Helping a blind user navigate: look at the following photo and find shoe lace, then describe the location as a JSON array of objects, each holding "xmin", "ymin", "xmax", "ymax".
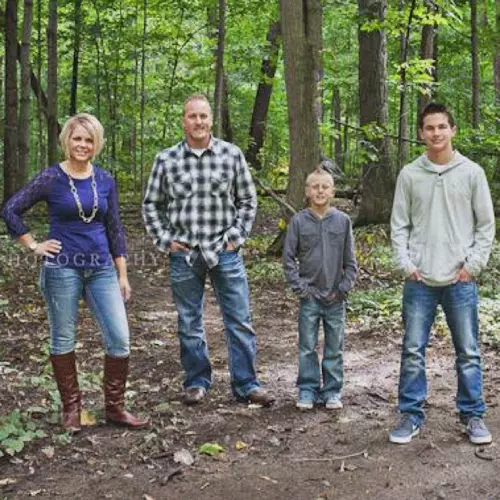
[
  {"xmin": 398, "ymin": 414, "xmax": 414, "ymax": 430},
  {"xmin": 468, "ymin": 417, "xmax": 485, "ymax": 433}
]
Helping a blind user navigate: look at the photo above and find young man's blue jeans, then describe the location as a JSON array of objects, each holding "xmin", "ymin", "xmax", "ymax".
[
  {"xmin": 39, "ymin": 264, "xmax": 130, "ymax": 357},
  {"xmin": 399, "ymin": 279, "xmax": 486, "ymax": 426},
  {"xmin": 297, "ymin": 298, "xmax": 345, "ymax": 403},
  {"xmin": 169, "ymin": 251, "xmax": 260, "ymax": 398}
]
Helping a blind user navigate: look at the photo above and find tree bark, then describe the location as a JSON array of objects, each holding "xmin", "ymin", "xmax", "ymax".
[
  {"xmin": 36, "ymin": 0, "xmax": 45, "ymax": 171},
  {"xmin": 3, "ymin": 0, "xmax": 18, "ymax": 204},
  {"xmin": 47, "ymin": 0, "xmax": 58, "ymax": 165},
  {"xmin": 397, "ymin": 0, "xmax": 416, "ymax": 168},
  {"xmin": 356, "ymin": 0, "xmax": 392, "ymax": 225},
  {"xmin": 213, "ymin": 0, "xmax": 226, "ymax": 138},
  {"xmin": 331, "ymin": 86, "xmax": 343, "ymax": 170},
  {"xmin": 417, "ymin": 16, "xmax": 435, "ymax": 130},
  {"xmin": 139, "ymin": 0, "xmax": 147, "ymax": 196},
  {"xmin": 69, "ymin": 0, "xmax": 82, "ymax": 115},
  {"xmin": 494, "ymin": 0, "xmax": 500, "ymax": 109},
  {"xmin": 246, "ymin": 21, "xmax": 281, "ymax": 170},
  {"xmin": 18, "ymin": 0, "xmax": 33, "ymax": 187},
  {"xmin": 471, "ymin": 0, "xmax": 480, "ymax": 128},
  {"xmin": 279, "ymin": 0, "xmax": 322, "ymax": 212}
]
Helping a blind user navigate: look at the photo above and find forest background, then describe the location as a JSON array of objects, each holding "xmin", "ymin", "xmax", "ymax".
[
  {"xmin": 1, "ymin": 0, "xmax": 499, "ymax": 224},
  {"xmin": 1, "ymin": 1, "xmax": 500, "ymax": 496}
]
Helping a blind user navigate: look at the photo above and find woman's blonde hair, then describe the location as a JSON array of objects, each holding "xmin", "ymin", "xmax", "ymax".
[{"xmin": 59, "ymin": 113, "xmax": 105, "ymax": 160}]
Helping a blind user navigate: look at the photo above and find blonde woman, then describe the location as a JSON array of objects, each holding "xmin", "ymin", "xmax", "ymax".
[{"xmin": 1, "ymin": 113, "xmax": 149, "ymax": 432}]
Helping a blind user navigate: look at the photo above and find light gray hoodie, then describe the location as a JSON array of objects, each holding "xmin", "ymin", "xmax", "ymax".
[{"xmin": 391, "ymin": 151, "xmax": 495, "ymax": 286}]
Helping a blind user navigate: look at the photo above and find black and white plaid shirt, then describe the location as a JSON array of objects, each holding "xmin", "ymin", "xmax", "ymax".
[{"xmin": 142, "ymin": 137, "xmax": 257, "ymax": 268}]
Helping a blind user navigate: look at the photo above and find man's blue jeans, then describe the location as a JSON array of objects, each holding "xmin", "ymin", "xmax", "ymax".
[
  {"xmin": 297, "ymin": 298, "xmax": 345, "ymax": 402},
  {"xmin": 399, "ymin": 279, "xmax": 486, "ymax": 426},
  {"xmin": 169, "ymin": 251, "xmax": 259, "ymax": 398},
  {"xmin": 39, "ymin": 264, "xmax": 130, "ymax": 357}
]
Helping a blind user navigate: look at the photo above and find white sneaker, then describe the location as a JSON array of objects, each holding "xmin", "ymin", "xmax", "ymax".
[
  {"xmin": 325, "ymin": 398, "xmax": 343, "ymax": 410},
  {"xmin": 296, "ymin": 400, "xmax": 314, "ymax": 410}
]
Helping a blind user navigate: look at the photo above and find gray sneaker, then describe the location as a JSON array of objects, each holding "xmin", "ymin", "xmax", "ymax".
[
  {"xmin": 389, "ymin": 414, "xmax": 420, "ymax": 444},
  {"xmin": 466, "ymin": 417, "xmax": 492, "ymax": 445}
]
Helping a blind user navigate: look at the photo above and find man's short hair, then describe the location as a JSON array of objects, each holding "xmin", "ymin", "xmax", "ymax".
[
  {"xmin": 305, "ymin": 166, "xmax": 334, "ymax": 187},
  {"xmin": 418, "ymin": 102, "xmax": 456, "ymax": 129},
  {"xmin": 183, "ymin": 93, "xmax": 212, "ymax": 113}
]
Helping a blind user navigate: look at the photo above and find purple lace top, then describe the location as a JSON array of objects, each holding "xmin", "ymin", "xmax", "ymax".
[{"xmin": 0, "ymin": 164, "xmax": 127, "ymax": 268}]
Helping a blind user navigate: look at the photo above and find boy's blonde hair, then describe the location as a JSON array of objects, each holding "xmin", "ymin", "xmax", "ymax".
[
  {"xmin": 59, "ymin": 113, "xmax": 105, "ymax": 160},
  {"xmin": 305, "ymin": 167, "xmax": 334, "ymax": 187}
]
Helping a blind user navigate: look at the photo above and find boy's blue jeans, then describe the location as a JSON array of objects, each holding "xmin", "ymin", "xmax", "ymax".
[
  {"xmin": 297, "ymin": 297, "xmax": 345, "ymax": 402},
  {"xmin": 169, "ymin": 251, "xmax": 260, "ymax": 398},
  {"xmin": 399, "ymin": 279, "xmax": 486, "ymax": 426}
]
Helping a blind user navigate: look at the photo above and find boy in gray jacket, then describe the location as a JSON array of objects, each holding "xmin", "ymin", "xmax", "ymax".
[
  {"xmin": 283, "ymin": 168, "xmax": 357, "ymax": 410},
  {"xmin": 390, "ymin": 103, "xmax": 495, "ymax": 445}
]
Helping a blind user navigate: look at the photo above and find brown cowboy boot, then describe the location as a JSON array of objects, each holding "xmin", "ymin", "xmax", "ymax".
[
  {"xmin": 50, "ymin": 352, "xmax": 82, "ymax": 433},
  {"xmin": 104, "ymin": 355, "xmax": 149, "ymax": 429}
]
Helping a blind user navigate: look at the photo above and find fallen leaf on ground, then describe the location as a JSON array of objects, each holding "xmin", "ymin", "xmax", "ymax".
[
  {"xmin": 80, "ymin": 409, "xmax": 96, "ymax": 426},
  {"xmin": 0, "ymin": 478, "xmax": 17, "ymax": 486},
  {"xmin": 41, "ymin": 447, "xmax": 55, "ymax": 459},
  {"xmin": 235, "ymin": 441, "xmax": 248, "ymax": 451},
  {"xmin": 198, "ymin": 443, "xmax": 224, "ymax": 456},
  {"xmin": 173, "ymin": 449, "xmax": 194, "ymax": 466}
]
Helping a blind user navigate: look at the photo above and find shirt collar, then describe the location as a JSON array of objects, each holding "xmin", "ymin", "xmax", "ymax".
[{"xmin": 182, "ymin": 136, "xmax": 221, "ymax": 157}]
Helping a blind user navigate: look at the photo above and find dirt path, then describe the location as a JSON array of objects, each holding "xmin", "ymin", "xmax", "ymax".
[{"xmin": 1, "ymin": 224, "xmax": 500, "ymax": 500}]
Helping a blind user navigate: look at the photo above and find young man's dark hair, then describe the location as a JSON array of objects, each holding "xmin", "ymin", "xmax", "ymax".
[{"xmin": 418, "ymin": 102, "xmax": 456, "ymax": 130}]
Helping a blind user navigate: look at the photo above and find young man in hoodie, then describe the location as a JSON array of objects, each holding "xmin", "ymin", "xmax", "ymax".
[
  {"xmin": 283, "ymin": 168, "xmax": 357, "ymax": 410},
  {"xmin": 390, "ymin": 103, "xmax": 495, "ymax": 445}
]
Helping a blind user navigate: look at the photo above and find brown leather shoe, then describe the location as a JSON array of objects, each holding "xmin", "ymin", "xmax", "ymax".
[
  {"xmin": 50, "ymin": 352, "xmax": 82, "ymax": 433},
  {"xmin": 183, "ymin": 387, "xmax": 206, "ymax": 405},
  {"xmin": 104, "ymin": 355, "xmax": 150, "ymax": 429},
  {"xmin": 244, "ymin": 388, "xmax": 275, "ymax": 407}
]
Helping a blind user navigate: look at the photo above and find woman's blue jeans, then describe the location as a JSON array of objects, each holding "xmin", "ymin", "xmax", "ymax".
[
  {"xmin": 169, "ymin": 251, "xmax": 259, "ymax": 398},
  {"xmin": 297, "ymin": 298, "xmax": 345, "ymax": 402},
  {"xmin": 399, "ymin": 279, "xmax": 486, "ymax": 426},
  {"xmin": 39, "ymin": 264, "xmax": 130, "ymax": 357}
]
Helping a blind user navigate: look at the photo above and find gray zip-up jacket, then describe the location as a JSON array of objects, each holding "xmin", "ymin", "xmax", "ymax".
[
  {"xmin": 391, "ymin": 151, "xmax": 495, "ymax": 286},
  {"xmin": 283, "ymin": 208, "xmax": 357, "ymax": 302}
]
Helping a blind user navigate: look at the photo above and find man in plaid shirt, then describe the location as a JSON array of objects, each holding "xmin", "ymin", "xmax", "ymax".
[{"xmin": 143, "ymin": 94, "xmax": 274, "ymax": 407}]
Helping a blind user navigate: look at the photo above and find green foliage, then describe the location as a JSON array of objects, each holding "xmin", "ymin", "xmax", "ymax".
[
  {"xmin": 246, "ymin": 258, "xmax": 284, "ymax": 284},
  {"xmin": 349, "ymin": 287, "xmax": 402, "ymax": 320},
  {"xmin": 0, "ymin": 410, "xmax": 47, "ymax": 458}
]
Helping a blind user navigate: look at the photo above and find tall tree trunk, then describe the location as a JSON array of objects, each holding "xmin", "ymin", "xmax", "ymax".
[
  {"xmin": 332, "ymin": 86, "xmax": 343, "ymax": 170},
  {"xmin": 3, "ymin": 0, "xmax": 18, "ymax": 204},
  {"xmin": 495, "ymin": 0, "xmax": 500, "ymax": 108},
  {"xmin": 221, "ymin": 73, "xmax": 233, "ymax": 142},
  {"xmin": 246, "ymin": 21, "xmax": 281, "ymax": 170},
  {"xmin": 279, "ymin": 0, "xmax": 322, "ymax": 212},
  {"xmin": 357, "ymin": 0, "xmax": 392, "ymax": 225},
  {"xmin": 18, "ymin": 0, "xmax": 33, "ymax": 187},
  {"xmin": 397, "ymin": 0, "xmax": 416, "ymax": 168},
  {"xmin": 69, "ymin": 0, "xmax": 82, "ymax": 115},
  {"xmin": 47, "ymin": 0, "xmax": 58, "ymax": 165},
  {"xmin": 132, "ymin": 0, "xmax": 139, "ymax": 191},
  {"xmin": 139, "ymin": 0, "xmax": 147, "ymax": 196},
  {"xmin": 471, "ymin": 0, "xmax": 480, "ymax": 128},
  {"xmin": 417, "ymin": 16, "xmax": 435, "ymax": 131},
  {"xmin": 36, "ymin": 0, "xmax": 45, "ymax": 171},
  {"xmin": 433, "ymin": 24, "xmax": 439, "ymax": 100},
  {"xmin": 213, "ymin": 0, "xmax": 226, "ymax": 138}
]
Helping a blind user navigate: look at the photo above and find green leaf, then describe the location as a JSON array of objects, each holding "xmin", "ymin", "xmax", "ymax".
[
  {"xmin": 3, "ymin": 438, "xmax": 25, "ymax": 455},
  {"xmin": 198, "ymin": 442, "xmax": 224, "ymax": 456}
]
